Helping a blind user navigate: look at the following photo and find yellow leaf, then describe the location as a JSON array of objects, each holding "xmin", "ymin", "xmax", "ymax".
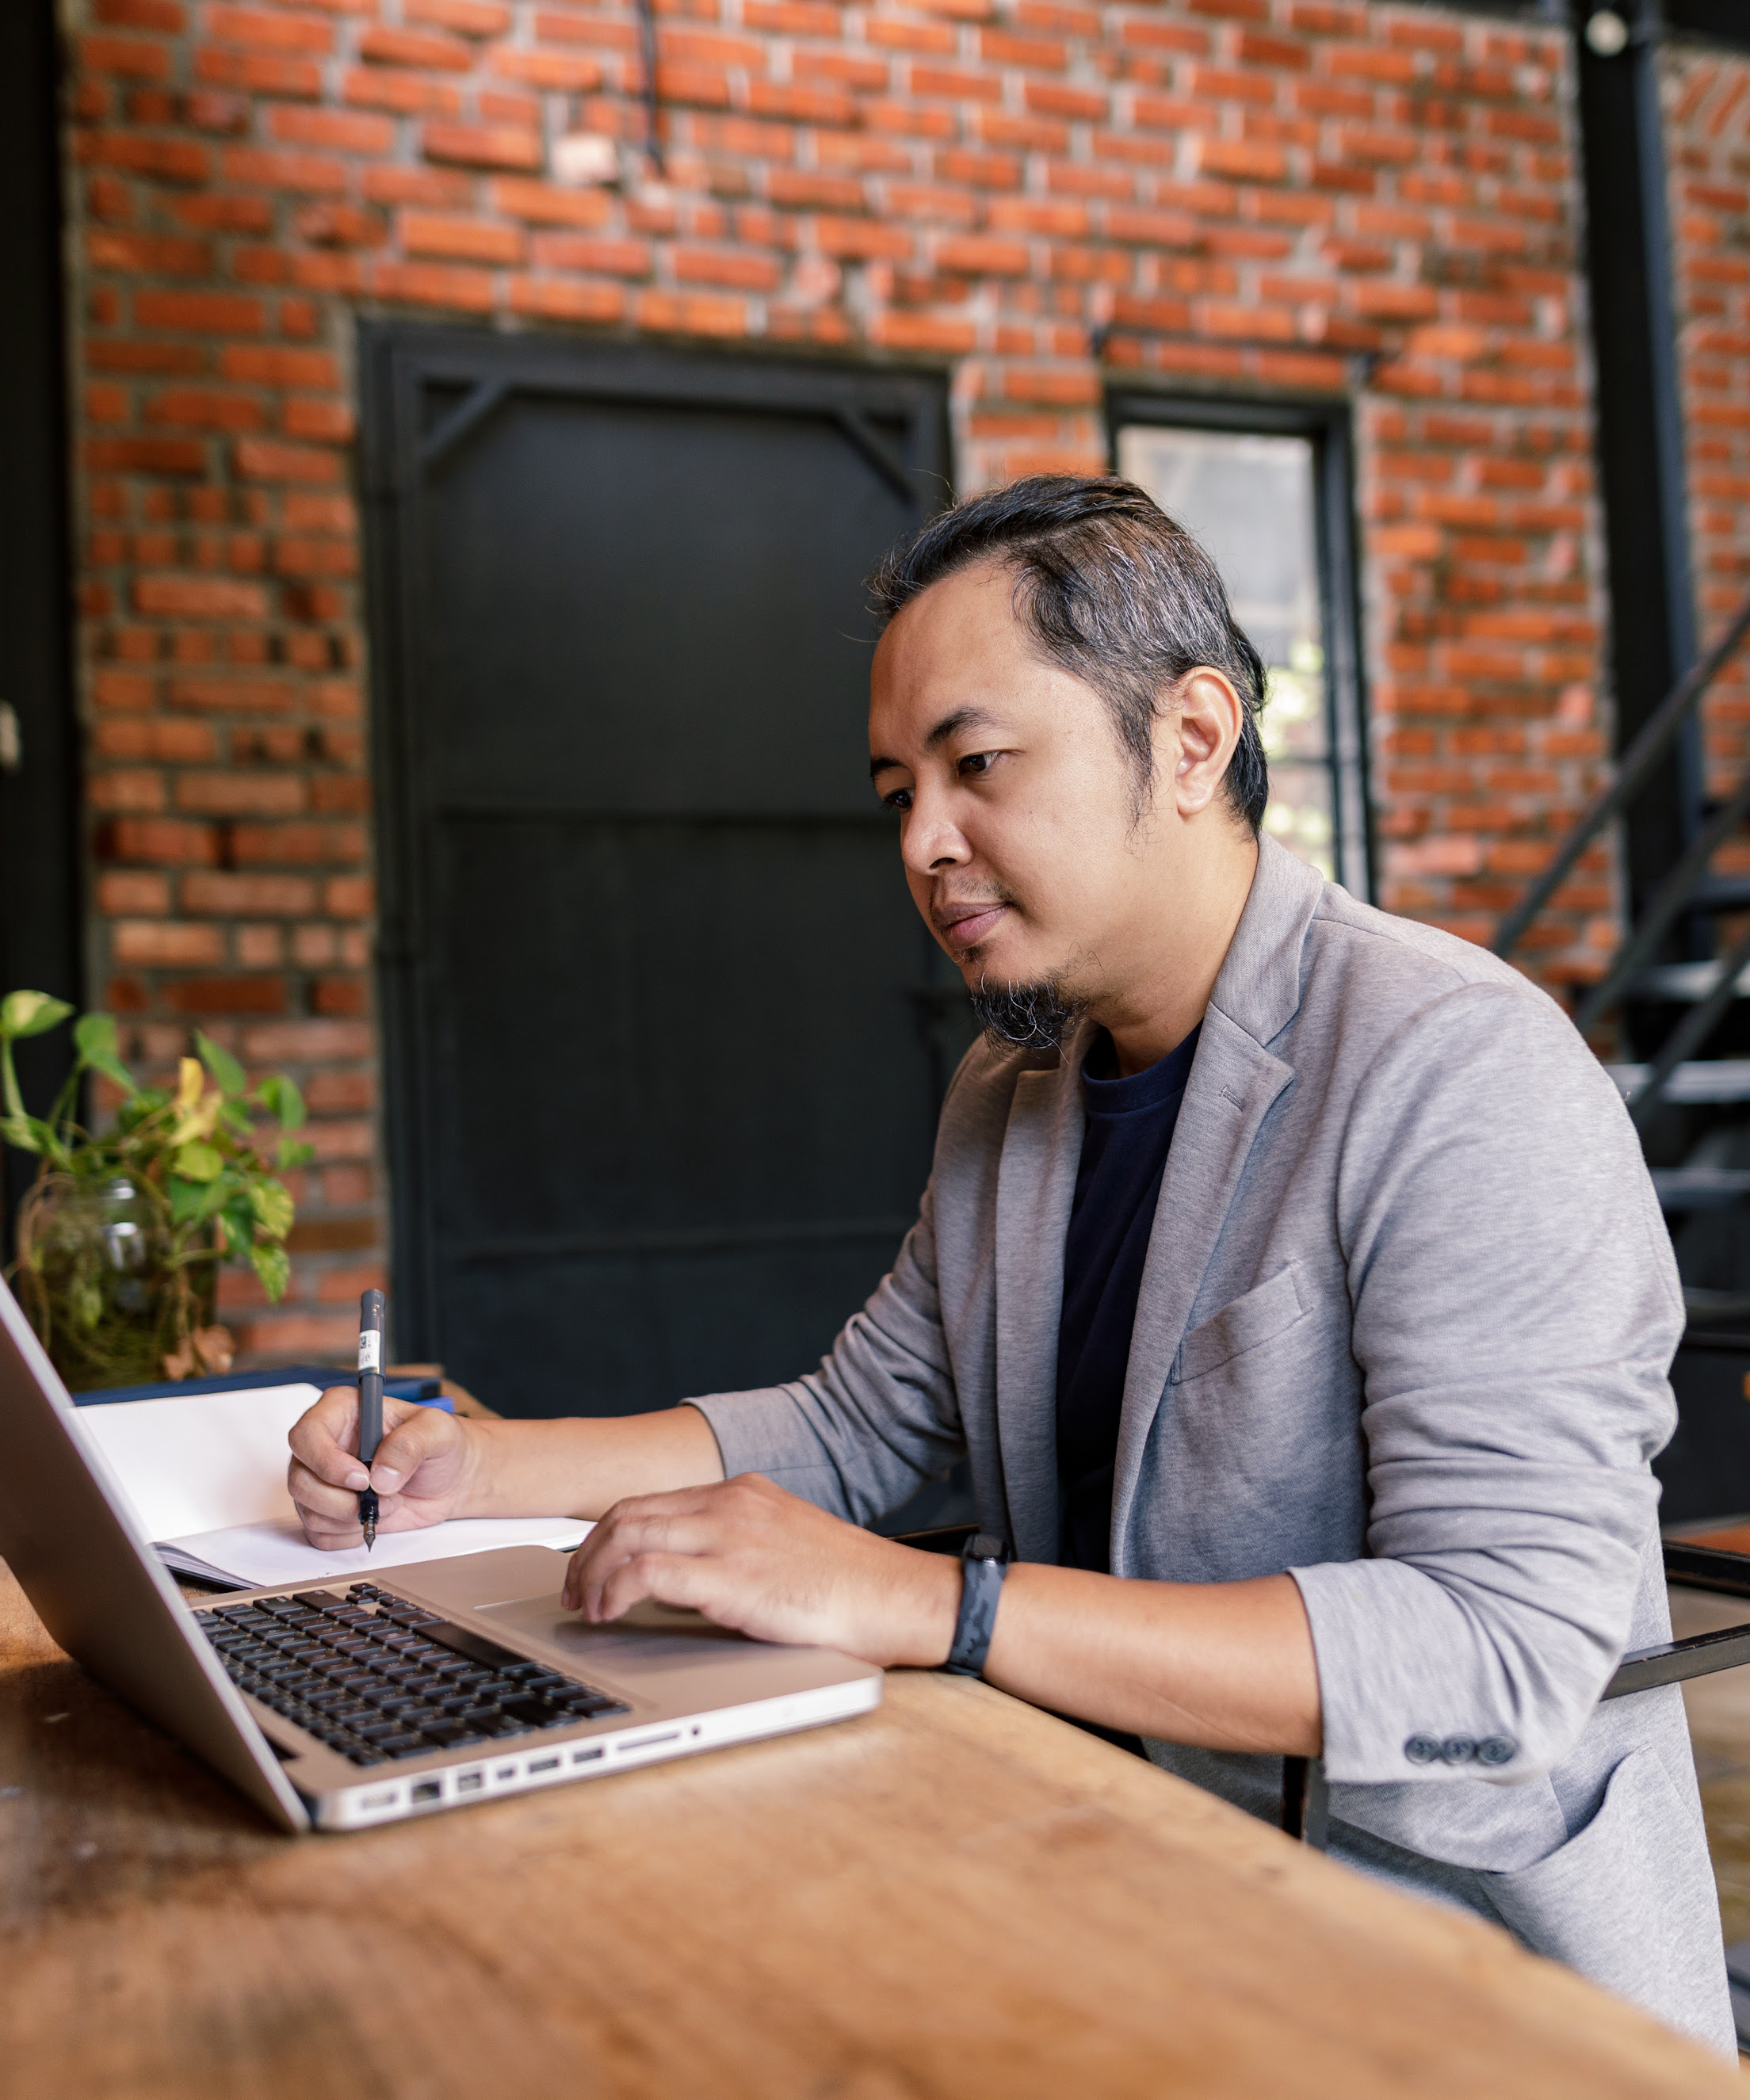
[
  {"xmin": 170, "ymin": 1057, "xmax": 221, "ymax": 1147},
  {"xmin": 184, "ymin": 1096, "xmax": 220, "ymax": 1143}
]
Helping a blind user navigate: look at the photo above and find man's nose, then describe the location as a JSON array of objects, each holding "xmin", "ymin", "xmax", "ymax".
[{"xmin": 900, "ymin": 781, "xmax": 971, "ymax": 876}]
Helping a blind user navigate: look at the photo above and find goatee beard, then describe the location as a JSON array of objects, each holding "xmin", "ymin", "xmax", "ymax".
[{"xmin": 969, "ymin": 975, "xmax": 1086, "ymax": 1054}]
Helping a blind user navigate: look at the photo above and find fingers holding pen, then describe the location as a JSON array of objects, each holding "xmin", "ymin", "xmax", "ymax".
[
  {"xmin": 359, "ymin": 1400, "xmax": 449, "ymax": 1494},
  {"xmin": 285, "ymin": 1388, "xmax": 474, "ymax": 1548},
  {"xmin": 286, "ymin": 1387, "xmax": 369, "ymax": 1543},
  {"xmin": 288, "ymin": 1384, "xmax": 369, "ymax": 1487},
  {"xmin": 287, "ymin": 1388, "xmax": 423, "ymax": 1494}
]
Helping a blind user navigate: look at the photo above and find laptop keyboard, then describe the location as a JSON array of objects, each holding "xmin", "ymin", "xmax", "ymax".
[{"xmin": 197, "ymin": 1582, "xmax": 629, "ymax": 1766}]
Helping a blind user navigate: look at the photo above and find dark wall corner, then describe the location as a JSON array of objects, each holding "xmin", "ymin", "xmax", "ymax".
[{"xmin": 0, "ymin": 0, "xmax": 85, "ymax": 1253}]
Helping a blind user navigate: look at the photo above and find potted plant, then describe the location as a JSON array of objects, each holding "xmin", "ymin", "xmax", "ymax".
[{"xmin": 0, "ymin": 990, "xmax": 314, "ymax": 1390}]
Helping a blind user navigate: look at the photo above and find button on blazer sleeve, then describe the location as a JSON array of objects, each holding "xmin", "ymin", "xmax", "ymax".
[{"xmin": 1291, "ymin": 980, "xmax": 1683, "ymax": 1787}]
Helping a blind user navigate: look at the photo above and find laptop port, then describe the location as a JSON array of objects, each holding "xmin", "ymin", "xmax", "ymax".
[
  {"xmin": 411, "ymin": 1780, "xmax": 442, "ymax": 1804},
  {"xmin": 457, "ymin": 1770, "xmax": 483, "ymax": 1793},
  {"xmin": 571, "ymin": 1747, "xmax": 604, "ymax": 1765},
  {"xmin": 529, "ymin": 1755, "xmax": 560, "ymax": 1773}
]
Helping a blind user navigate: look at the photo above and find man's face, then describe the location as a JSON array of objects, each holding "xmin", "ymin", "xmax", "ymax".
[{"xmin": 868, "ymin": 561, "xmax": 1190, "ymax": 1006}]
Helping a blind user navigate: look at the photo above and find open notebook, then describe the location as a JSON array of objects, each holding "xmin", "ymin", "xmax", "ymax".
[{"xmin": 72, "ymin": 1382, "xmax": 589, "ymax": 1589}]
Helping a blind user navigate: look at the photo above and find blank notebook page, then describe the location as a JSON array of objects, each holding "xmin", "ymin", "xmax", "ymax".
[
  {"xmin": 70, "ymin": 1383, "xmax": 588, "ymax": 1590},
  {"xmin": 73, "ymin": 1382, "xmax": 323, "ymax": 1541}
]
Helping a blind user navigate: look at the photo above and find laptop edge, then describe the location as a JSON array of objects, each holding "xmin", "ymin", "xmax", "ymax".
[{"xmin": 0, "ymin": 1278, "xmax": 881, "ymax": 1832}]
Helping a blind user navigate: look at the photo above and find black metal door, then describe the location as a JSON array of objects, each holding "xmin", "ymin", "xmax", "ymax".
[
  {"xmin": 361, "ymin": 329, "xmax": 958, "ymax": 1418},
  {"xmin": 0, "ymin": 0, "xmax": 81, "ymax": 1252}
]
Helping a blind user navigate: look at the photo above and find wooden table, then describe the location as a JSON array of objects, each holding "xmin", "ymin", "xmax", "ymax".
[{"xmin": 0, "ymin": 1563, "xmax": 1735, "ymax": 2098}]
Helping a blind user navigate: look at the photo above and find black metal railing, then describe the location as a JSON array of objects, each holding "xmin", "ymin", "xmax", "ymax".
[
  {"xmin": 1605, "ymin": 1542, "xmax": 1750, "ymax": 1697},
  {"xmin": 1492, "ymin": 583, "xmax": 1750, "ymax": 1121}
]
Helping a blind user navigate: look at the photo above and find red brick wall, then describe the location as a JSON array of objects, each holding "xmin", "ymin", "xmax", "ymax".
[
  {"xmin": 1664, "ymin": 40, "xmax": 1750, "ymax": 823},
  {"xmin": 63, "ymin": 0, "xmax": 1614, "ymax": 1361}
]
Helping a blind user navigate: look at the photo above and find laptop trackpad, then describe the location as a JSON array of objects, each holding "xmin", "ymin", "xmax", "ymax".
[{"xmin": 481, "ymin": 1592, "xmax": 751, "ymax": 1671}]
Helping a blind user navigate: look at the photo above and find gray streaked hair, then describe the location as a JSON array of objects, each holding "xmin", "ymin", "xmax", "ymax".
[{"xmin": 869, "ymin": 473, "xmax": 1269, "ymax": 828}]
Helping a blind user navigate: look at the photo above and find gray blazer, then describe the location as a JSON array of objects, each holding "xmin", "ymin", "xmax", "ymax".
[{"xmin": 691, "ymin": 836, "xmax": 1733, "ymax": 2053}]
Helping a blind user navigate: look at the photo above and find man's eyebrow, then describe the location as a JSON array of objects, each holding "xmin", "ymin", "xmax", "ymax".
[
  {"xmin": 869, "ymin": 706, "xmax": 1005, "ymax": 780},
  {"xmin": 925, "ymin": 704, "xmax": 1003, "ymax": 750}
]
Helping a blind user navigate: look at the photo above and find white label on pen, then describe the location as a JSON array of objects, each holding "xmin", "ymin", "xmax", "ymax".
[{"xmin": 358, "ymin": 1331, "xmax": 382, "ymax": 1373}]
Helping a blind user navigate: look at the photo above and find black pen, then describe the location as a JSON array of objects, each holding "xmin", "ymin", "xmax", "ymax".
[{"xmin": 357, "ymin": 1288, "xmax": 385, "ymax": 1551}]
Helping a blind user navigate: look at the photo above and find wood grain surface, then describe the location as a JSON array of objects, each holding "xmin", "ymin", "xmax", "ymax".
[{"xmin": 0, "ymin": 1560, "xmax": 1736, "ymax": 2099}]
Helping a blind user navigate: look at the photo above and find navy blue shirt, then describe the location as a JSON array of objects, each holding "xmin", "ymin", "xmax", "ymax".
[{"xmin": 1055, "ymin": 1024, "xmax": 1201, "ymax": 1574}]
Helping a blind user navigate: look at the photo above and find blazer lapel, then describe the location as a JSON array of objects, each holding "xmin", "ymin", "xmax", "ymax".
[
  {"xmin": 1106, "ymin": 841, "xmax": 1317, "ymax": 1574},
  {"xmin": 992, "ymin": 1042, "xmax": 1087, "ymax": 1564},
  {"xmin": 1107, "ymin": 1010, "xmax": 1293, "ymax": 1571},
  {"xmin": 992, "ymin": 838, "xmax": 1322, "ymax": 1571}
]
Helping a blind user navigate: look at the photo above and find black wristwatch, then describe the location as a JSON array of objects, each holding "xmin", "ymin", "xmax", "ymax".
[{"xmin": 943, "ymin": 1532, "xmax": 1010, "ymax": 1678}]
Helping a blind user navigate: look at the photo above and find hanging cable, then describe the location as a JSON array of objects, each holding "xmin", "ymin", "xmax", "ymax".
[{"xmin": 635, "ymin": 0, "xmax": 665, "ymax": 175}]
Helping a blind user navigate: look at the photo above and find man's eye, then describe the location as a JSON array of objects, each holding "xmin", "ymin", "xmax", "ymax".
[
  {"xmin": 882, "ymin": 788, "xmax": 913, "ymax": 811},
  {"xmin": 959, "ymin": 751, "xmax": 995, "ymax": 777}
]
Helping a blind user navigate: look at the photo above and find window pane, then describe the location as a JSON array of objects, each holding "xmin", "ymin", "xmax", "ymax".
[
  {"xmin": 1258, "ymin": 762, "xmax": 1333, "ymax": 872},
  {"xmin": 1115, "ymin": 425, "xmax": 1333, "ymax": 879}
]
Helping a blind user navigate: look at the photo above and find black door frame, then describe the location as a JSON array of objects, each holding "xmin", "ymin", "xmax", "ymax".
[
  {"xmin": 357, "ymin": 324, "xmax": 951, "ymax": 1362},
  {"xmin": 0, "ymin": 0, "xmax": 82, "ymax": 1250},
  {"xmin": 1667, "ymin": 0, "xmax": 1750, "ymax": 48},
  {"xmin": 1572, "ymin": 0, "xmax": 1704, "ymax": 937},
  {"xmin": 1105, "ymin": 387, "xmax": 1374, "ymax": 903}
]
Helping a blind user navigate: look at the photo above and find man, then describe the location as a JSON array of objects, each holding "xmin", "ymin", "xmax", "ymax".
[{"xmin": 291, "ymin": 476, "xmax": 1730, "ymax": 2052}]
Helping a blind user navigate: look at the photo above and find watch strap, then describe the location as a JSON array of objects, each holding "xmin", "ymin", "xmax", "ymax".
[{"xmin": 943, "ymin": 1533, "xmax": 1009, "ymax": 1678}]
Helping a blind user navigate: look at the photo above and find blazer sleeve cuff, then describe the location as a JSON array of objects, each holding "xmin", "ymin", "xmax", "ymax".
[
  {"xmin": 685, "ymin": 1386, "xmax": 855, "ymax": 1519},
  {"xmin": 1290, "ymin": 1560, "xmax": 1543, "ymax": 1785}
]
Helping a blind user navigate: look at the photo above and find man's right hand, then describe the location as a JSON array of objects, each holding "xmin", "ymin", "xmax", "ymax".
[{"xmin": 287, "ymin": 1387, "xmax": 478, "ymax": 1549}]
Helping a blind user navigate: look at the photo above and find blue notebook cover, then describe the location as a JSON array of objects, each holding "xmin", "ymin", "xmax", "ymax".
[{"xmin": 71, "ymin": 1363, "xmax": 453, "ymax": 1412}]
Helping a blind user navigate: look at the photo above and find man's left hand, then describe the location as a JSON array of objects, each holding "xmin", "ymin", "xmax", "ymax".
[{"xmin": 560, "ymin": 1473, "xmax": 961, "ymax": 1668}]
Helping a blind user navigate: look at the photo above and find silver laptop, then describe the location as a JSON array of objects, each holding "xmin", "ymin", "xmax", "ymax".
[{"xmin": 0, "ymin": 1279, "xmax": 881, "ymax": 1832}]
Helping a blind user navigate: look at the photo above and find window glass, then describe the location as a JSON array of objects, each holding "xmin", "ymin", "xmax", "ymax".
[{"xmin": 1115, "ymin": 424, "xmax": 1334, "ymax": 881}]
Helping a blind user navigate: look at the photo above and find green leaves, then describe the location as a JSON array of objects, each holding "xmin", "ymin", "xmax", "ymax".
[
  {"xmin": 195, "ymin": 1029, "xmax": 246, "ymax": 1098},
  {"xmin": 216, "ymin": 1193, "xmax": 255, "ymax": 1258},
  {"xmin": 252, "ymin": 1077, "xmax": 311, "ymax": 1171},
  {"xmin": 0, "ymin": 990, "xmax": 307, "ymax": 1333},
  {"xmin": 169, "ymin": 1173, "xmax": 227, "ymax": 1228},
  {"xmin": 248, "ymin": 1178, "xmax": 294, "ymax": 1240},
  {"xmin": 74, "ymin": 1013, "xmax": 137, "ymax": 1095},
  {"xmin": 0, "ymin": 991, "xmax": 74, "ymax": 1040},
  {"xmin": 116, "ymin": 1088, "xmax": 170, "ymax": 1136},
  {"xmin": 254, "ymin": 1072, "xmax": 306, "ymax": 1132},
  {"xmin": 0, "ymin": 1113, "xmax": 58, "ymax": 1159},
  {"xmin": 250, "ymin": 1242, "xmax": 291, "ymax": 1304},
  {"xmin": 172, "ymin": 1140, "xmax": 224, "ymax": 1183},
  {"xmin": 0, "ymin": 992, "xmax": 75, "ymax": 1136}
]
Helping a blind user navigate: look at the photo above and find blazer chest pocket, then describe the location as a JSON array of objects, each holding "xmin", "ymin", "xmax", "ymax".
[{"xmin": 1171, "ymin": 1262, "xmax": 1309, "ymax": 1385}]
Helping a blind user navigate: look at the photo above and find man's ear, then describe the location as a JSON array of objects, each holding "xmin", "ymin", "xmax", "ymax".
[{"xmin": 1170, "ymin": 670, "xmax": 1245, "ymax": 818}]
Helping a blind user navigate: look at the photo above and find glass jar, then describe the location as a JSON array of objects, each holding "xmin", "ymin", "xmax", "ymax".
[{"xmin": 13, "ymin": 1173, "xmax": 215, "ymax": 1391}]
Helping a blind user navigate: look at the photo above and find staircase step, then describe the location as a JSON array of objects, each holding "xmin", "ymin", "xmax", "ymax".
[
  {"xmin": 1629, "ymin": 961, "xmax": 1750, "ymax": 1002},
  {"xmin": 1606, "ymin": 1060, "xmax": 1750, "ymax": 1104},
  {"xmin": 1651, "ymin": 1167, "xmax": 1750, "ymax": 1211},
  {"xmin": 1688, "ymin": 876, "xmax": 1750, "ymax": 916}
]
